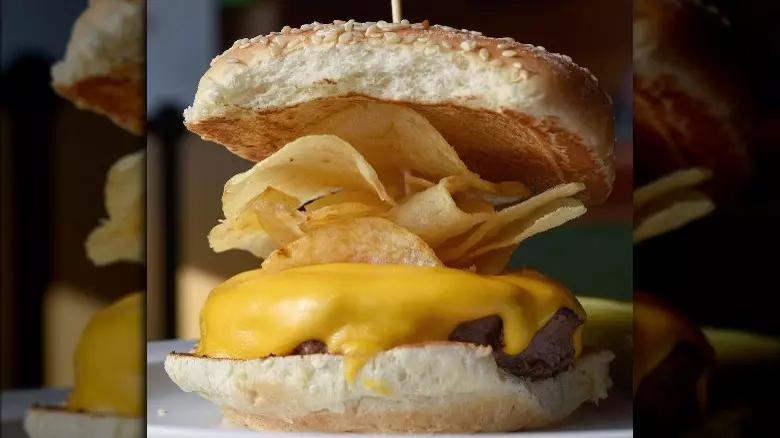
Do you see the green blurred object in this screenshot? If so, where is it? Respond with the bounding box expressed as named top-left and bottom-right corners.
top-left (508, 222), bottom-right (632, 301)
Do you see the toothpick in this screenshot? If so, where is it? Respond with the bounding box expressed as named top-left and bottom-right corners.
top-left (391, 0), bottom-right (402, 23)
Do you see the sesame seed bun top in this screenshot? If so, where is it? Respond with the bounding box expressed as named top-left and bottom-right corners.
top-left (184, 20), bottom-right (615, 204)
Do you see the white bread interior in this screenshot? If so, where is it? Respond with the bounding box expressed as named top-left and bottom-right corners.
top-left (184, 21), bottom-right (615, 203)
top-left (165, 343), bottom-right (614, 433)
top-left (24, 406), bottom-right (141, 438)
top-left (51, 0), bottom-right (143, 134)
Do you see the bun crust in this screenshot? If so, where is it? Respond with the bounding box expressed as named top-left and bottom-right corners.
top-left (51, 0), bottom-right (143, 134)
top-left (633, 0), bottom-right (750, 195)
top-left (24, 406), bottom-right (140, 438)
top-left (184, 21), bottom-right (615, 204)
top-left (165, 343), bottom-right (614, 433)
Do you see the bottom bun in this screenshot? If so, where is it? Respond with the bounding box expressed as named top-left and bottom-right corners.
top-left (24, 406), bottom-right (141, 438)
top-left (165, 343), bottom-right (614, 433)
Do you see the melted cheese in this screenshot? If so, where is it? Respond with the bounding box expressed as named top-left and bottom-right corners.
top-left (633, 294), bottom-right (713, 393)
top-left (196, 263), bottom-right (585, 381)
top-left (67, 292), bottom-right (143, 416)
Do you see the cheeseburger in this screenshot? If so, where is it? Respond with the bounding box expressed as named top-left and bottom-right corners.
top-left (165, 19), bottom-right (617, 433)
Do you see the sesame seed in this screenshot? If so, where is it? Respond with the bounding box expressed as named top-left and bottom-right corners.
top-left (422, 20), bottom-right (430, 29)
top-left (403, 34), bottom-right (417, 44)
top-left (377, 20), bottom-right (389, 28)
top-left (401, 19), bottom-right (410, 25)
top-left (338, 32), bottom-right (353, 44)
top-left (417, 37), bottom-right (428, 43)
top-left (333, 20), bottom-right (346, 25)
top-left (250, 36), bottom-right (261, 43)
top-left (323, 33), bottom-right (337, 43)
top-left (460, 40), bottom-right (477, 51)
top-left (500, 37), bottom-right (515, 43)
top-left (461, 28), bottom-right (469, 32)
top-left (510, 69), bottom-right (529, 82)
top-left (478, 48), bottom-right (490, 61)
top-left (311, 35), bottom-right (323, 43)
top-left (470, 30), bottom-right (483, 36)
top-left (270, 44), bottom-right (283, 56)
top-left (344, 19), bottom-right (355, 31)
top-left (441, 41), bottom-right (453, 50)
top-left (315, 29), bottom-right (329, 36)
top-left (424, 46), bottom-right (439, 56)
top-left (502, 50), bottom-right (517, 57)
top-left (365, 24), bottom-right (380, 36)
top-left (291, 28), bottom-right (302, 34)
top-left (301, 24), bottom-right (312, 30)
top-left (314, 25), bottom-right (324, 31)
top-left (273, 35), bottom-right (287, 46)
top-left (537, 46), bottom-right (546, 52)
top-left (238, 43), bottom-right (250, 49)
top-left (411, 23), bottom-right (424, 29)
top-left (312, 21), bottom-right (322, 26)
top-left (497, 43), bottom-right (510, 50)
top-left (281, 26), bottom-right (291, 34)
top-left (513, 62), bottom-right (524, 69)
top-left (490, 59), bottom-right (503, 67)
top-left (384, 32), bottom-right (400, 44)
top-left (368, 32), bottom-right (382, 38)
top-left (440, 25), bottom-right (455, 31)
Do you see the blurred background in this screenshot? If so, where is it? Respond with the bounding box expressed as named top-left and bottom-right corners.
top-left (1, 0), bottom-right (145, 389)
top-left (145, 0), bottom-right (633, 341)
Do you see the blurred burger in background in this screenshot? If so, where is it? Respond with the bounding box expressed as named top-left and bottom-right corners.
top-left (23, 1), bottom-right (145, 437)
top-left (633, 0), bottom-right (752, 200)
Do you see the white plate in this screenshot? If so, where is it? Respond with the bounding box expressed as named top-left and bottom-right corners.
top-left (147, 340), bottom-right (632, 437)
top-left (1, 387), bottom-right (70, 438)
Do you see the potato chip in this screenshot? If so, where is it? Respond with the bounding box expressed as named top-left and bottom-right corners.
top-left (86, 150), bottom-right (144, 266)
top-left (464, 197), bottom-right (587, 262)
top-left (308, 102), bottom-right (530, 198)
top-left (261, 217), bottom-right (444, 273)
top-left (453, 191), bottom-right (495, 214)
top-left (221, 135), bottom-right (392, 219)
top-left (252, 187), bottom-right (305, 246)
top-left (463, 244), bottom-right (518, 275)
top-left (634, 168), bottom-right (711, 208)
top-left (438, 183), bottom-right (585, 262)
top-left (385, 176), bottom-right (493, 248)
top-left (305, 189), bottom-right (388, 212)
top-left (633, 190), bottom-right (715, 243)
top-left (86, 198), bottom-right (143, 266)
top-left (208, 215), bottom-right (276, 259)
top-left (303, 202), bottom-right (390, 231)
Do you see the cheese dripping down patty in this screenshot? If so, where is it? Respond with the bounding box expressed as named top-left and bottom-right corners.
top-left (196, 263), bottom-right (586, 381)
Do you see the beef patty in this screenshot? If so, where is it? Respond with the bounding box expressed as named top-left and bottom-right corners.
top-left (289, 308), bottom-right (582, 380)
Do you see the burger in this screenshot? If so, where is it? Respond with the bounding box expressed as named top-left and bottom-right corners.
top-left (633, 0), bottom-right (751, 199)
top-left (633, 291), bottom-right (715, 436)
top-left (51, 0), bottom-right (144, 134)
top-left (23, 292), bottom-right (143, 438)
top-left (164, 19), bottom-right (618, 433)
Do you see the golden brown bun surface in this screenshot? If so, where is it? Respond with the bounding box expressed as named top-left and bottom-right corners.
top-left (184, 21), bottom-right (615, 204)
top-left (165, 343), bottom-right (613, 433)
top-left (633, 0), bottom-right (751, 196)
